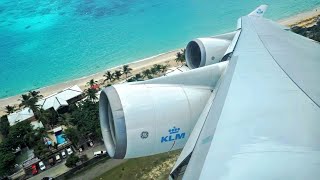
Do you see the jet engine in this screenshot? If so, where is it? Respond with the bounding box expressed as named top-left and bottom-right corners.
top-left (99, 62), bottom-right (228, 159)
top-left (186, 31), bottom-right (236, 69)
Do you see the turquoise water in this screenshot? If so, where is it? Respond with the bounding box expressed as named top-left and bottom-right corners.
top-left (56, 133), bottom-right (66, 144)
top-left (0, 0), bottom-right (319, 98)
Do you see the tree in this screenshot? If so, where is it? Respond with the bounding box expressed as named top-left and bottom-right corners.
top-left (87, 79), bottom-right (97, 87)
top-left (122, 65), bottom-right (132, 80)
top-left (58, 113), bottom-right (73, 126)
top-left (175, 49), bottom-right (186, 65)
top-left (65, 154), bottom-right (80, 168)
top-left (19, 91), bottom-right (41, 118)
top-left (0, 142), bottom-right (15, 176)
top-left (160, 64), bottom-right (169, 73)
top-left (5, 105), bottom-right (15, 114)
top-left (64, 127), bottom-right (80, 146)
top-left (85, 88), bottom-right (98, 102)
top-left (0, 116), bottom-right (10, 137)
top-left (114, 70), bottom-right (123, 80)
top-left (151, 64), bottom-right (161, 75)
top-left (135, 73), bottom-right (143, 81)
top-left (29, 90), bottom-right (43, 100)
top-left (37, 109), bottom-right (58, 129)
top-left (103, 71), bottom-right (113, 83)
top-left (33, 142), bottom-right (50, 158)
top-left (142, 69), bottom-right (152, 79)
top-left (7, 121), bottom-right (34, 148)
top-left (70, 100), bottom-right (101, 139)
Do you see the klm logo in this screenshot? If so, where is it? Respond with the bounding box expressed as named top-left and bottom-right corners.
top-left (256, 9), bottom-right (263, 14)
top-left (161, 127), bottom-right (185, 143)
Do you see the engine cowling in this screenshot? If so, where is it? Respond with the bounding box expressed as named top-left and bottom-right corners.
top-left (185, 31), bottom-right (238, 69)
top-left (99, 84), bottom-right (212, 159)
top-left (186, 37), bottom-right (231, 69)
top-left (99, 61), bottom-right (228, 159)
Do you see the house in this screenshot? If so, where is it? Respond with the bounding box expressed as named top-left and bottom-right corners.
top-left (37, 85), bottom-right (83, 112)
top-left (7, 108), bottom-right (35, 126)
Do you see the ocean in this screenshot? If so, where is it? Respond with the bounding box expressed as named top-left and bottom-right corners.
top-left (0, 0), bottom-right (319, 98)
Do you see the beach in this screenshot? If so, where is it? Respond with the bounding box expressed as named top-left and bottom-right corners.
top-left (0, 7), bottom-right (319, 116)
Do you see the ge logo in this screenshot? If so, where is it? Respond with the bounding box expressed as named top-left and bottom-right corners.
top-left (141, 131), bottom-right (149, 139)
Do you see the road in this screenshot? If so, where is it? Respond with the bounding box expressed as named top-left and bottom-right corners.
top-left (28, 143), bottom-right (107, 180)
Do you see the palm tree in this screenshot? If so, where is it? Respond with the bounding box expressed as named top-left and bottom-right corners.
top-left (142, 69), bottom-right (153, 79)
top-left (175, 49), bottom-right (186, 65)
top-left (58, 113), bottom-right (74, 126)
top-left (135, 73), bottom-right (143, 81)
top-left (29, 90), bottom-right (43, 100)
top-left (5, 105), bottom-right (15, 114)
top-left (151, 64), bottom-right (161, 75)
top-left (86, 88), bottom-right (98, 102)
top-left (103, 71), bottom-right (113, 83)
top-left (122, 65), bottom-right (132, 80)
top-left (87, 79), bottom-right (97, 87)
top-left (19, 92), bottom-right (39, 115)
top-left (160, 64), bottom-right (169, 73)
top-left (114, 70), bottom-right (123, 80)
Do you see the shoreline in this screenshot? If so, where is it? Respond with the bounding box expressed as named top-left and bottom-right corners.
top-left (1, 7), bottom-right (319, 115)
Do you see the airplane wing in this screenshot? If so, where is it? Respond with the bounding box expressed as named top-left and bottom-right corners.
top-left (99, 5), bottom-right (320, 180)
top-left (172, 6), bottom-right (320, 180)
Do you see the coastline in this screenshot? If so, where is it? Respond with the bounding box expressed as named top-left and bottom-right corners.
top-left (278, 6), bottom-right (320, 27)
top-left (1, 7), bottom-right (319, 115)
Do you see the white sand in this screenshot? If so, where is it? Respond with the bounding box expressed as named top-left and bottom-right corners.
top-left (1, 7), bottom-right (319, 116)
top-left (278, 7), bottom-right (320, 26)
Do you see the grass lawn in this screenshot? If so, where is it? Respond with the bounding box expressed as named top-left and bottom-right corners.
top-left (95, 150), bottom-right (180, 180)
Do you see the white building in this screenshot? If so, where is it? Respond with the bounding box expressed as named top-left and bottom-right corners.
top-left (7, 108), bottom-right (35, 126)
top-left (37, 85), bottom-right (83, 111)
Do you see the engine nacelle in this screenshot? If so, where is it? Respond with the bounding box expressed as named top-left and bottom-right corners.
top-left (186, 31), bottom-right (237, 69)
top-left (99, 84), bottom-right (212, 159)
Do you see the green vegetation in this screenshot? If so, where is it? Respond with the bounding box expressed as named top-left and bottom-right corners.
top-left (0, 116), bottom-right (10, 138)
top-left (122, 65), bottom-right (133, 80)
top-left (175, 49), bottom-right (186, 65)
top-left (66, 154), bottom-right (80, 168)
top-left (95, 151), bottom-right (180, 180)
top-left (5, 105), bottom-right (15, 114)
top-left (0, 121), bottom-right (48, 175)
top-left (291, 18), bottom-right (320, 42)
top-left (64, 127), bottom-right (80, 146)
top-left (68, 97), bottom-right (101, 141)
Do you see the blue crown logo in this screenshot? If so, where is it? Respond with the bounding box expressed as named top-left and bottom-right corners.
top-left (169, 127), bottom-right (180, 134)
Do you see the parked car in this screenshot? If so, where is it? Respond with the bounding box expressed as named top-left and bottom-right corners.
top-left (31, 164), bottom-right (38, 175)
top-left (66, 147), bottom-right (73, 155)
top-left (87, 140), bottom-right (94, 147)
top-left (42, 177), bottom-right (54, 180)
top-left (39, 161), bottom-right (46, 171)
top-left (93, 151), bottom-right (107, 157)
top-left (61, 151), bottom-right (66, 158)
top-left (79, 145), bottom-right (84, 152)
top-left (48, 158), bottom-right (54, 166)
top-left (55, 154), bottom-right (61, 162)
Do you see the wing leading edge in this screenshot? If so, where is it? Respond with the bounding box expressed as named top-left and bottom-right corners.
top-left (174, 7), bottom-right (320, 180)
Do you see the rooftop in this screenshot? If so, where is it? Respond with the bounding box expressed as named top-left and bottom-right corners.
top-left (7, 108), bottom-right (34, 126)
top-left (37, 85), bottom-right (83, 111)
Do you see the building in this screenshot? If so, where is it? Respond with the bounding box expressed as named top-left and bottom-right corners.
top-left (7, 108), bottom-right (35, 126)
top-left (37, 85), bottom-right (83, 112)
